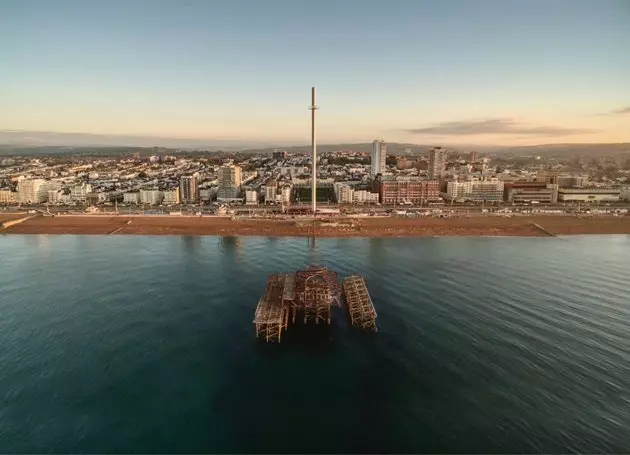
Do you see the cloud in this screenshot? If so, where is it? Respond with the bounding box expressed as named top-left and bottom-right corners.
top-left (611, 106), bottom-right (630, 114)
top-left (403, 118), bottom-right (594, 137)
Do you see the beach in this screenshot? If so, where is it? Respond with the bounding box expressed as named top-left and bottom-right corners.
top-left (2, 213), bottom-right (629, 236)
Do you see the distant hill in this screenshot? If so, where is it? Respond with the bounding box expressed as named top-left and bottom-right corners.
top-left (0, 130), bottom-right (273, 150)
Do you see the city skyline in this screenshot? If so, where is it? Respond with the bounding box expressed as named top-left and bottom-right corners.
top-left (2, 0), bottom-right (630, 145)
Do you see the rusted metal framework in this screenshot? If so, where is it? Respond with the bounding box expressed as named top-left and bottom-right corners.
top-left (254, 267), bottom-right (343, 342)
top-left (342, 275), bottom-right (378, 331)
top-left (254, 274), bottom-right (290, 342)
top-left (294, 267), bottom-right (340, 325)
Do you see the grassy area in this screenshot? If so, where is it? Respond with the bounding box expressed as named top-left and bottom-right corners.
top-left (294, 187), bottom-right (336, 203)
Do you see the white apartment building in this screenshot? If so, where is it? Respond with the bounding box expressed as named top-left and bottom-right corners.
top-left (264, 184), bottom-right (277, 203)
top-left (217, 165), bottom-right (243, 200)
top-left (371, 140), bottom-right (387, 176)
top-left (428, 147), bottom-right (447, 179)
top-left (245, 190), bottom-right (259, 205)
top-left (446, 178), bottom-right (504, 201)
top-left (139, 189), bottom-right (163, 205)
top-left (334, 183), bottom-right (354, 203)
top-left (0, 189), bottom-right (16, 204)
top-left (353, 190), bottom-right (379, 204)
top-left (280, 184), bottom-right (292, 205)
top-left (124, 192), bottom-right (140, 204)
top-left (162, 188), bottom-right (180, 205)
top-left (71, 183), bottom-right (92, 203)
top-left (17, 179), bottom-right (47, 203)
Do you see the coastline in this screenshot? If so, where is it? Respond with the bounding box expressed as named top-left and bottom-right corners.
top-left (2, 214), bottom-right (629, 237)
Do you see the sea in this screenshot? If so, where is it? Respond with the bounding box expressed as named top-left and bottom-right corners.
top-left (0, 234), bottom-right (629, 453)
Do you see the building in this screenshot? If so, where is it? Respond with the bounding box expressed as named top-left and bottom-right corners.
top-left (428, 147), bottom-right (447, 179)
top-left (536, 171), bottom-right (588, 188)
top-left (470, 151), bottom-right (477, 163)
top-left (264, 183), bottom-right (277, 203)
top-left (371, 139), bottom-right (387, 176)
top-left (180, 175), bottom-right (199, 203)
top-left (139, 189), bottom-right (163, 205)
top-left (377, 177), bottom-right (441, 204)
top-left (162, 188), bottom-right (180, 205)
top-left (17, 179), bottom-right (47, 203)
top-left (280, 184), bottom-right (292, 205)
top-left (558, 188), bottom-right (621, 202)
top-left (0, 189), bottom-right (16, 204)
top-left (245, 190), bottom-right (259, 205)
top-left (272, 150), bottom-right (287, 160)
top-left (334, 183), bottom-right (354, 204)
top-left (353, 190), bottom-right (379, 204)
top-left (217, 165), bottom-right (243, 200)
top-left (124, 192), bottom-right (140, 204)
top-left (446, 178), bottom-right (504, 201)
top-left (504, 182), bottom-right (558, 204)
top-left (71, 183), bottom-right (92, 203)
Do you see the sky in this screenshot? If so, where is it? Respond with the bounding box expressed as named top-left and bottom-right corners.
top-left (1, 0), bottom-right (630, 146)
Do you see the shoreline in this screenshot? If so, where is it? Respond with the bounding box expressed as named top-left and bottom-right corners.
top-left (2, 214), bottom-right (629, 237)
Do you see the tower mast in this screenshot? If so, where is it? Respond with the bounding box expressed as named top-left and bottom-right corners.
top-left (309, 87), bottom-right (319, 214)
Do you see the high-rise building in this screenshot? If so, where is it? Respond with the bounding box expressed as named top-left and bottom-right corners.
top-left (371, 140), bottom-right (387, 176)
top-left (217, 165), bottom-right (243, 199)
top-left (264, 183), bottom-right (277, 203)
top-left (17, 179), bottom-right (47, 203)
top-left (180, 175), bottom-right (199, 203)
top-left (428, 147), bottom-right (447, 179)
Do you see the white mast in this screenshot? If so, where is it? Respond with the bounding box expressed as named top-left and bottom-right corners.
top-left (309, 87), bottom-right (319, 214)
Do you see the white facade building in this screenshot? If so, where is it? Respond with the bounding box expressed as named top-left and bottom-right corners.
top-left (280, 185), bottom-right (292, 205)
top-left (217, 165), bottom-right (243, 200)
top-left (428, 147), bottom-right (447, 179)
top-left (71, 183), bottom-right (92, 203)
top-left (264, 184), bottom-right (277, 203)
top-left (0, 189), bottom-right (16, 204)
top-left (371, 140), bottom-right (387, 176)
top-left (558, 188), bottom-right (621, 202)
top-left (245, 190), bottom-right (259, 205)
top-left (124, 192), bottom-right (140, 204)
top-left (353, 190), bottom-right (379, 204)
top-left (446, 178), bottom-right (504, 201)
top-left (139, 189), bottom-right (163, 205)
top-left (334, 183), bottom-right (354, 203)
top-left (162, 188), bottom-right (180, 205)
top-left (17, 179), bottom-right (47, 203)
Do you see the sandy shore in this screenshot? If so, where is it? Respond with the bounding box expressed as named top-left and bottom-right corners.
top-left (2, 214), bottom-right (629, 236)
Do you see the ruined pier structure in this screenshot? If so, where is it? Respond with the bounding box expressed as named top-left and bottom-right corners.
top-left (254, 266), bottom-right (377, 342)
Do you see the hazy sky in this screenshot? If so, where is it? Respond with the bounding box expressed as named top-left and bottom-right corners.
top-left (1, 0), bottom-right (629, 145)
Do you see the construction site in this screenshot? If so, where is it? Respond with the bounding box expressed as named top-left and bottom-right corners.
top-left (253, 266), bottom-right (378, 343)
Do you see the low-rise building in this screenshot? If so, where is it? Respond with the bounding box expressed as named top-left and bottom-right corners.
top-left (353, 190), bottom-right (379, 204)
top-left (446, 178), bottom-right (504, 202)
top-left (504, 182), bottom-right (558, 204)
top-left (124, 192), bottom-right (140, 204)
top-left (558, 188), bottom-right (621, 202)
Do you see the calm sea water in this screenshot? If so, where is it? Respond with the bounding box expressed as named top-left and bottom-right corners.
top-left (0, 235), bottom-right (629, 453)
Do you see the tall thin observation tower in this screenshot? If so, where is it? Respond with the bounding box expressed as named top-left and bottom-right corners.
top-left (309, 87), bottom-right (319, 214)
